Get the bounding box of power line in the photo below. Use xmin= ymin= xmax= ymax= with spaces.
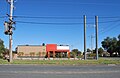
xmin=99 ymin=16 xmax=120 ymax=19
xmin=16 ymin=21 xmax=84 ymax=25
xmin=2 ymin=16 xmax=120 ymax=25
xmin=23 ymin=1 xmax=120 ymax=6
xmin=13 ymin=16 xmax=120 ymax=19
xmin=1 ymin=16 xmax=94 ymax=19
xmin=15 ymin=19 xmax=120 ymax=25
xmin=13 ymin=16 xmax=82 ymax=19
xmin=99 ymin=22 xmax=120 ymax=35
xmin=98 ymin=21 xmax=119 ymax=32
xmin=1 ymin=15 xmax=120 ymax=19
xmin=0 ymin=16 xmax=7 ymax=18
xmin=98 ymin=19 xmax=120 ymax=23
xmin=0 ymin=16 xmax=82 ymax=19
xmin=2 ymin=15 xmax=119 ymax=19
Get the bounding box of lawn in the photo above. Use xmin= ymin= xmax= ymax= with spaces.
xmin=0 ymin=58 xmax=120 ymax=65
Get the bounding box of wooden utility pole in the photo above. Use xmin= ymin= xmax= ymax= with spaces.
xmin=95 ymin=16 xmax=98 ymax=60
xmin=84 ymin=15 xmax=86 ymax=60
xmin=4 ymin=0 xmax=14 ymax=62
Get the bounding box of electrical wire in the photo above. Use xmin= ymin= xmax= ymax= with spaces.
xmin=13 ymin=16 xmax=120 ymax=19
xmin=98 ymin=21 xmax=116 ymax=33
xmin=99 ymin=16 xmax=120 ymax=19
xmin=98 ymin=19 xmax=120 ymax=23
xmin=26 ymin=1 xmax=120 ymax=6
xmin=13 ymin=16 xmax=82 ymax=19
xmin=16 ymin=21 xmax=84 ymax=25
xmin=2 ymin=15 xmax=120 ymax=19
xmin=99 ymin=22 xmax=120 ymax=35
xmin=1 ymin=15 xmax=120 ymax=25
xmin=0 ymin=16 xmax=7 ymax=18
xmin=15 ymin=19 xmax=120 ymax=25
xmin=1 ymin=15 xmax=94 ymax=19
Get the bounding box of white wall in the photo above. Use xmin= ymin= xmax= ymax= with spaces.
xmin=57 ymin=46 xmax=69 ymax=50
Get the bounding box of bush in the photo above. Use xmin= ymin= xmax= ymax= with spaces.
xmin=88 ymin=53 xmax=96 ymax=57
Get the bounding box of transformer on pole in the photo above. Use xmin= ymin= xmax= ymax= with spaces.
xmin=4 ymin=0 xmax=15 ymax=62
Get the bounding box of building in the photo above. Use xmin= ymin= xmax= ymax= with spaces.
xmin=16 ymin=45 xmax=46 ymax=57
xmin=46 ymin=44 xmax=70 ymax=58
xmin=16 ymin=44 xmax=70 ymax=58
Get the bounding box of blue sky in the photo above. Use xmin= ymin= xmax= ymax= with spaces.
xmin=0 ymin=0 xmax=120 ymax=51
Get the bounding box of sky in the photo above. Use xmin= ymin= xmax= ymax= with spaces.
xmin=0 ymin=0 xmax=120 ymax=51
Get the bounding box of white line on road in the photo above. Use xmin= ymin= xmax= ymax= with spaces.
xmin=0 ymin=71 xmax=119 ymax=74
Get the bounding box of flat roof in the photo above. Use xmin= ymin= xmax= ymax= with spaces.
xmin=18 ymin=45 xmax=42 ymax=46
xmin=18 ymin=44 xmax=69 ymax=46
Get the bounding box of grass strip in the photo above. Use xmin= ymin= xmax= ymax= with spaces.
xmin=0 ymin=58 xmax=120 ymax=65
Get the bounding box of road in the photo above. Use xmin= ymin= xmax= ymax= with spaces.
xmin=0 ymin=65 xmax=120 ymax=78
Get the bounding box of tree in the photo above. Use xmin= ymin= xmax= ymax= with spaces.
xmin=117 ymin=34 xmax=120 ymax=56
xmin=101 ymin=37 xmax=117 ymax=56
xmin=36 ymin=52 xmax=40 ymax=59
xmin=118 ymin=34 xmax=120 ymax=40
xmin=87 ymin=48 xmax=92 ymax=52
xmin=0 ymin=39 xmax=5 ymax=58
xmin=71 ymin=49 xmax=82 ymax=60
xmin=71 ymin=49 xmax=81 ymax=56
xmin=17 ymin=52 xmax=24 ymax=60
xmin=42 ymin=52 xmax=46 ymax=60
xmin=42 ymin=43 xmax=45 ymax=46
xmin=30 ymin=52 xmax=35 ymax=60
xmin=98 ymin=47 xmax=104 ymax=56
xmin=101 ymin=37 xmax=111 ymax=50
xmin=109 ymin=37 xmax=117 ymax=56
xmin=70 ymin=52 xmax=76 ymax=60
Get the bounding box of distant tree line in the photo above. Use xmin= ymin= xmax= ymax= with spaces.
xmin=101 ymin=34 xmax=120 ymax=57
xmin=0 ymin=38 xmax=10 ymax=59
xmin=86 ymin=34 xmax=120 ymax=57
xmin=0 ymin=39 xmax=5 ymax=58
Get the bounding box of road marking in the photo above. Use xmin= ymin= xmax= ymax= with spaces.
xmin=108 ymin=64 xmax=116 ymax=66
xmin=0 ymin=71 xmax=119 ymax=74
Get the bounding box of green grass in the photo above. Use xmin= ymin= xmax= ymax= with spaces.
xmin=0 ymin=58 xmax=120 ymax=65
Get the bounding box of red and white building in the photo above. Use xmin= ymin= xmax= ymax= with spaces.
xmin=16 ymin=44 xmax=70 ymax=59
xmin=46 ymin=44 xmax=70 ymax=58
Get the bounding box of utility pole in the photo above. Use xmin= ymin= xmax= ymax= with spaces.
xmin=9 ymin=35 xmax=13 ymax=62
xmin=95 ymin=16 xmax=98 ymax=60
xmin=4 ymin=0 xmax=15 ymax=62
xmin=84 ymin=15 xmax=86 ymax=60
xmin=9 ymin=0 xmax=14 ymax=63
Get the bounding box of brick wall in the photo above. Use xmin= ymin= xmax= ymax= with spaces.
xmin=17 ymin=45 xmax=46 ymax=56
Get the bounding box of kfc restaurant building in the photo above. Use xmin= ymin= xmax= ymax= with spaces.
xmin=46 ymin=44 xmax=70 ymax=58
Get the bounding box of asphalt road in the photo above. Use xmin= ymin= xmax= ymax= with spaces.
xmin=0 ymin=65 xmax=120 ymax=78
